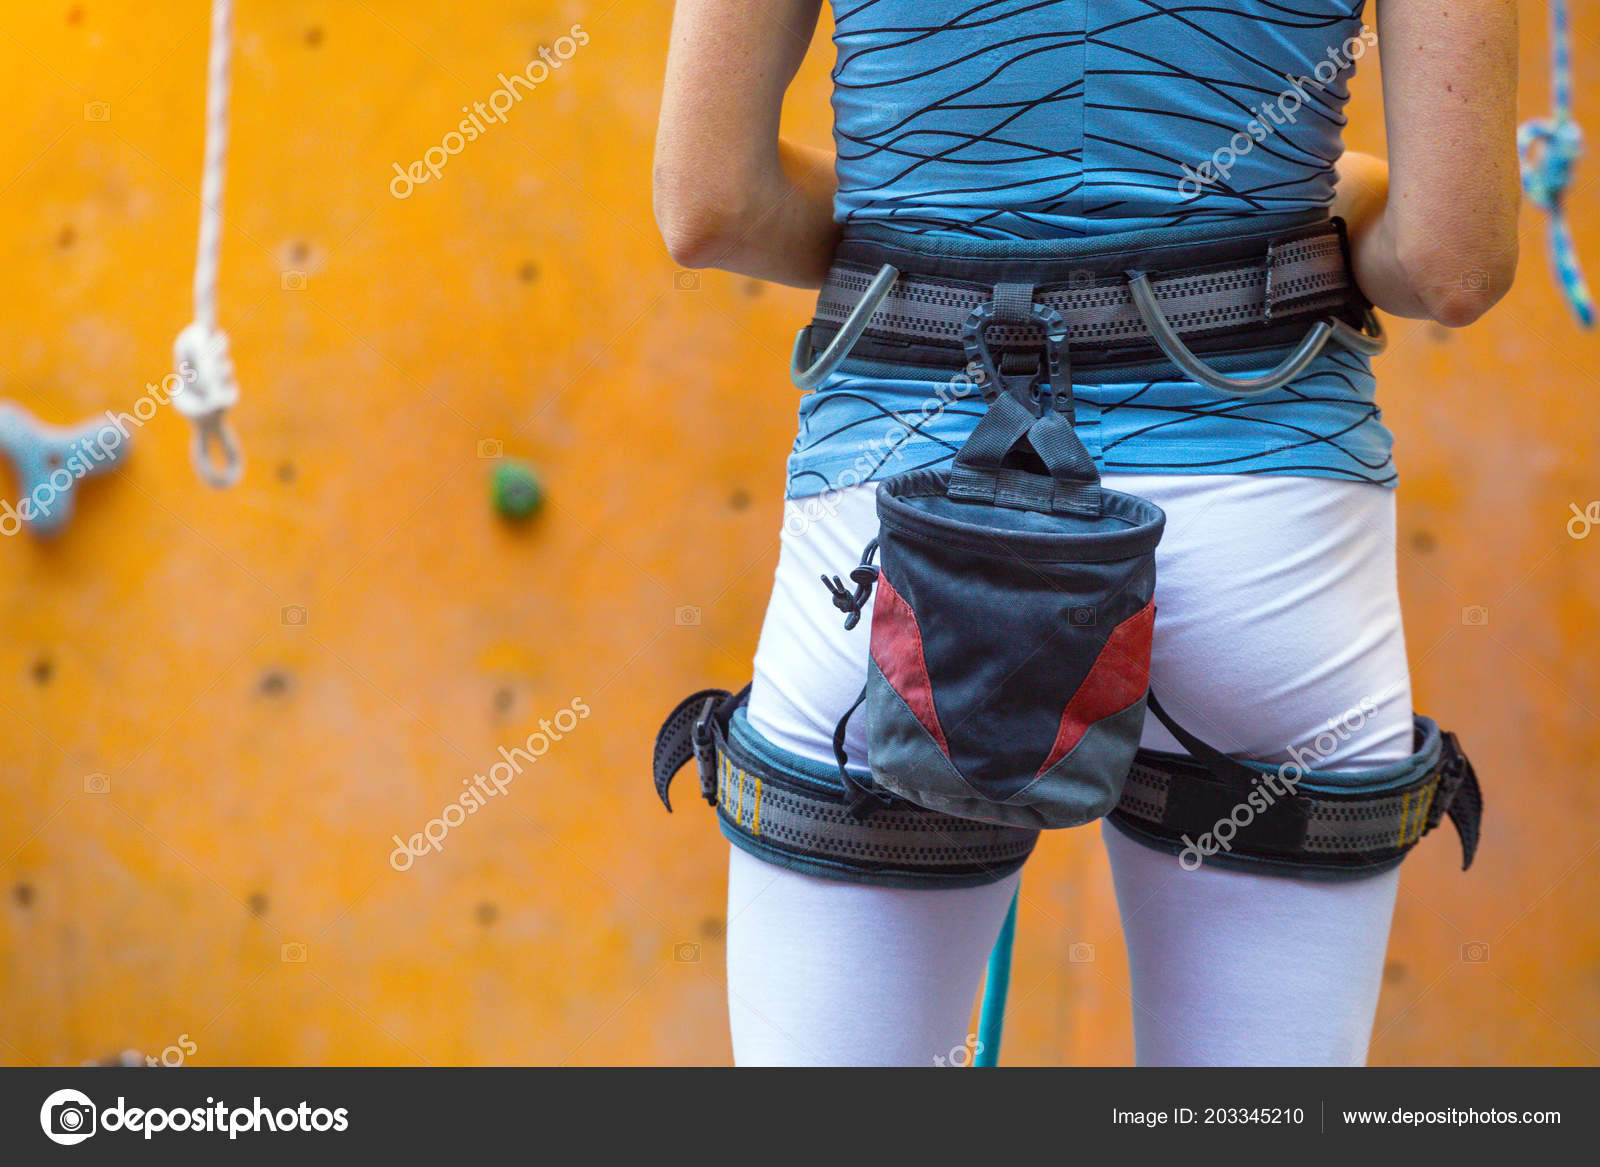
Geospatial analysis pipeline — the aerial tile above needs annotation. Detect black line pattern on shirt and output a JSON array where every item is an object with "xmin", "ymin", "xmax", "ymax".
[
  {"xmin": 801, "ymin": 0, "xmax": 1392, "ymax": 491},
  {"xmin": 830, "ymin": 0, "xmax": 1367, "ymax": 236}
]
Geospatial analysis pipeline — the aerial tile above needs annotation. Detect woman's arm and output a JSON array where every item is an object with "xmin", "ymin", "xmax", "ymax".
[
  {"xmin": 653, "ymin": 0, "xmax": 839, "ymax": 288},
  {"xmin": 1350, "ymin": 0, "xmax": 1520, "ymax": 326}
]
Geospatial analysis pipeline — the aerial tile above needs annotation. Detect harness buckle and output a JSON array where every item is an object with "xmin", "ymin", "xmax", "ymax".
[
  {"xmin": 692, "ymin": 695, "xmax": 721, "ymax": 806},
  {"xmin": 1429, "ymin": 737, "xmax": 1463, "ymax": 830},
  {"xmin": 1429, "ymin": 730, "xmax": 1483, "ymax": 870}
]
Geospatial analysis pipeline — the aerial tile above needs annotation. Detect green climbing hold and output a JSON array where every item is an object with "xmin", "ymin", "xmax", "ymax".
[{"xmin": 492, "ymin": 459, "xmax": 544, "ymax": 521}]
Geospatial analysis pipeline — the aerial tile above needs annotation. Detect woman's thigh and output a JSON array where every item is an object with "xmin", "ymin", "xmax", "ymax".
[
  {"xmin": 726, "ymin": 845, "xmax": 1020, "ymax": 1066},
  {"xmin": 1103, "ymin": 472, "xmax": 1411, "ymax": 1066},
  {"xmin": 746, "ymin": 485, "xmax": 881, "ymax": 770},
  {"xmin": 733, "ymin": 485, "xmax": 1019, "ymax": 1065}
]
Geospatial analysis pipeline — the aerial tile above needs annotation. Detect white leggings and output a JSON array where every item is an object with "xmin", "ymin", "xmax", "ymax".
[{"xmin": 728, "ymin": 474, "xmax": 1412, "ymax": 1066}]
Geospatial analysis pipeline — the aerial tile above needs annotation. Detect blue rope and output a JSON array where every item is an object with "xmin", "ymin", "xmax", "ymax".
[
  {"xmin": 974, "ymin": 888, "xmax": 1018, "ymax": 1067},
  {"xmin": 1519, "ymin": 0, "xmax": 1595, "ymax": 327}
]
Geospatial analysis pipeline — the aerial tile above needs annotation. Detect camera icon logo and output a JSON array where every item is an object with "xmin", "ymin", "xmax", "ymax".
[
  {"xmin": 281, "ymin": 270, "xmax": 307, "ymax": 291},
  {"xmin": 674, "ymin": 605, "xmax": 702, "ymax": 627},
  {"xmin": 1065, "ymin": 268, "xmax": 1097, "ymax": 290},
  {"xmin": 281, "ymin": 605, "xmax": 307, "ymax": 627},
  {"xmin": 1069, "ymin": 942, "xmax": 1096, "ymax": 963},
  {"xmin": 84, "ymin": 773, "xmax": 110, "ymax": 794},
  {"xmin": 477, "ymin": 438, "xmax": 504, "ymax": 460},
  {"xmin": 674, "ymin": 942, "xmax": 701, "ymax": 963},
  {"xmin": 1457, "ymin": 269, "xmax": 1489, "ymax": 291},
  {"xmin": 83, "ymin": 102, "xmax": 110, "ymax": 122},
  {"xmin": 673, "ymin": 271, "xmax": 701, "ymax": 291},
  {"xmin": 40, "ymin": 1088, "xmax": 97, "ymax": 1145},
  {"xmin": 1069, "ymin": 606, "xmax": 1097, "ymax": 627},
  {"xmin": 1460, "ymin": 605, "xmax": 1489, "ymax": 627},
  {"xmin": 281, "ymin": 941, "xmax": 308, "ymax": 963},
  {"xmin": 1461, "ymin": 942, "xmax": 1490, "ymax": 963}
]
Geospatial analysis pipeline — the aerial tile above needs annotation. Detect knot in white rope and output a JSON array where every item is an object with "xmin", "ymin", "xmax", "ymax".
[{"xmin": 173, "ymin": 320, "xmax": 242, "ymax": 487}]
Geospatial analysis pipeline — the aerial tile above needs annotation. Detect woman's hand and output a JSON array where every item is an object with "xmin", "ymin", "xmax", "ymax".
[
  {"xmin": 1332, "ymin": 151, "xmax": 1390, "ymax": 243},
  {"xmin": 1332, "ymin": 150, "xmax": 1421, "ymax": 322}
]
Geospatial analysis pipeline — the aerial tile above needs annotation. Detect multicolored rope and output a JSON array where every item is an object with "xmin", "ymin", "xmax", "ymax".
[{"xmin": 1518, "ymin": 0, "xmax": 1595, "ymax": 327}]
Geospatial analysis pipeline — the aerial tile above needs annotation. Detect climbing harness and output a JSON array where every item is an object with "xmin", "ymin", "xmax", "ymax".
[
  {"xmin": 173, "ymin": 0, "xmax": 244, "ymax": 487},
  {"xmin": 657, "ymin": 208, "xmax": 1480, "ymax": 874},
  {"xmin": 793, "ymin": 212, "xmax": 1384, "ymax": 395},
  {"xmin": 812, "ymin": 212, "xmax": 1376, "ymax": 832},
  {"xmin": 654, "ymin": 210, "xmax": 1480, "ymax": 1062},
  {"xmin": 1518, "ymin": 0, "xmax": 1594, "ymax": 328}
]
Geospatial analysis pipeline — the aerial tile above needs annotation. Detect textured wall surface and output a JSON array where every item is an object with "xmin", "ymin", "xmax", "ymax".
[{"xmin": 1, "ymin": 1, "xmax": 1597, "ymax": 1066}]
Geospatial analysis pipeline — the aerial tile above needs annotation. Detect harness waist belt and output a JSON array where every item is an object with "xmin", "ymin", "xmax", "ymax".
[{"xmin": 804, "ymin": 213, "xmax": 1372, "ymax": 374}]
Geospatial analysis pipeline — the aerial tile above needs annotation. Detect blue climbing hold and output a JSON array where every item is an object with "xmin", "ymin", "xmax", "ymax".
[{"xmin": 0, "ymin": 401, "xmax": 130, "ymax": 538}]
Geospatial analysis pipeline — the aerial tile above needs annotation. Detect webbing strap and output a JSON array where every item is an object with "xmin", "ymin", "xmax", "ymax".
[
  {"xmin": 947, "ymin": 393, "xmax": 1100, "ymax": 515},
  {"xmin": 1112, "ymin": 694, "xmax": 1483, "ymax": 873},
  {"xmin": 716, "ymin": 742, "xmax": 1038, "ymax": 878},
  {"xmin": 948, "ymin": 294, "xmax": 1103, "ymax": 516},
  {"xmin": 814, "ymin": 225, "xmax": 1352, "ymax": 357},
  {"xmin": 1029, "ymin": 410, "xmax": 1101, "ymax": 505},
  {"xmin": 653, "ymin": 685, "xmax": 749, "ymax": 811}
]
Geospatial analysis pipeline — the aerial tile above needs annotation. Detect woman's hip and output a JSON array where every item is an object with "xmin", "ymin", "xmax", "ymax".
[{"xmin": 749, "ymin": 472, "xmax": 1412, "ymax": 774}]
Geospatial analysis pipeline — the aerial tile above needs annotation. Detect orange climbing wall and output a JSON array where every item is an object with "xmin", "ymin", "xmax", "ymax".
[{"xmin": 1, "ymin": 0, "xmax": 1597, "ymax": 1067}]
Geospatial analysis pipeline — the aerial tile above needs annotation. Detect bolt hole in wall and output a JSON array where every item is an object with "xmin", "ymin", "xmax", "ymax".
[{"xmin": 0, "ymin": 0, "xmax": 1596, "ymax": 1073}]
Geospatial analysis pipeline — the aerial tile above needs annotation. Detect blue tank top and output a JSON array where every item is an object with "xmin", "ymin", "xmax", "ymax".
[{"xmin": 787, "ymin": 0, "xmax": 1395, "ymax": 497}]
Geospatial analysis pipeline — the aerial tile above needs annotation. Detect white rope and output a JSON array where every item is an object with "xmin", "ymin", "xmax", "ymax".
[{"xmin": 173, "ymin": 0, "xmax": 242, "ymax": 487}]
